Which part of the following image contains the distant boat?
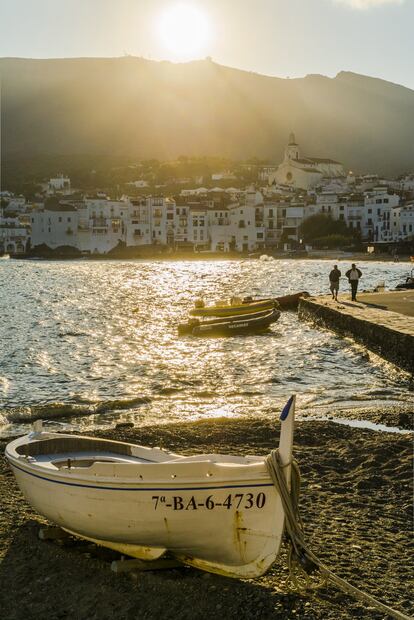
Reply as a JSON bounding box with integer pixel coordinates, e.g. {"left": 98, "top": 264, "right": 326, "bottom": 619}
{"left": 0, "top": 253, "right": 10, "bottom": 260}
{"left": 396, "top": 268, "right": 414, "bottom": 290}
{"left": 190, "top": 298, "right": 277, "bottom": 318}
{"left": 249, "top": 292, "right": 310, "bottom": 311}
{"left": 178, "top": 307, "right": 280, "bottom": 336}
{"left": 5, "top": 397, "right": 297, "bottom": 579}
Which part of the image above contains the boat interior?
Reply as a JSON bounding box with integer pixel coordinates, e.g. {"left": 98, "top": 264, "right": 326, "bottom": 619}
{"left": 14, "top": 436, "right": 263, "bottom": 471}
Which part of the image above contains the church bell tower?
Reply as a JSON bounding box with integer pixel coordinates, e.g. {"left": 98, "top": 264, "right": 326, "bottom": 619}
{"left": 284, "top": 132, "right": 300, "bottom": 161}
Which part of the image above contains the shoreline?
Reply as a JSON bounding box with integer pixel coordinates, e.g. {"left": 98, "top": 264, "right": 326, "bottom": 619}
{"left": 1, "top": 400, "right": 413, "bottom": 439}
{"left": 6, "top": 253, "right": 414, "bottom": 263}
{"left": 1, "top": 414, "right": 412, "bottom": 619}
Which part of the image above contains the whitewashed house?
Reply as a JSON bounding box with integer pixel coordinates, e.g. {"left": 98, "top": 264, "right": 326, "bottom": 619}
{"left": 227, "top": 203, "right": 265, "bottom": 252}
{"left": 364, "top": 189, "right": 399, "bottom": 241}
{"left": 2, "top": 196, "right": 27, "bottom": 214}
{"left": 31, "top": 206, "right": 79, "bottom": 249}
{"left": 209, "top": 207, "right": 231, "bottom": 252}
{"left": 0, "top": 214, "right": 30, "bottom": 254}
{"left": 47, "top": 175, "right": 71, "bottom": 195}
{"left": 189, "top": 205, "right": 209, "bottom": 249}
{"left": 126, "top": 198, "right": 152, "bottom": 246}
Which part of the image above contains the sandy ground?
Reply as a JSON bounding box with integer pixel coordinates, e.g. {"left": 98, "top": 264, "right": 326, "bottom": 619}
{"left": 0, "top": 416, "right": 413, "bottom": 620}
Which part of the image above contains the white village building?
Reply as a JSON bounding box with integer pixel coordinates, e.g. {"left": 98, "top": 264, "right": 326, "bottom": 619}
{"left": 269, "top": 133, "right": 346, "bottom": 190}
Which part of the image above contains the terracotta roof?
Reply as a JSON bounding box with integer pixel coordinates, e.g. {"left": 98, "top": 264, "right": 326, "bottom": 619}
{"left": 308, "top": 157, "right": 341, "bottom": 164}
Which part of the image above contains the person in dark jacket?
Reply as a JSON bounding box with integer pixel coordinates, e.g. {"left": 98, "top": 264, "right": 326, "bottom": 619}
{"left": 345, "top": 264, "right": 362, "bottom": 301}
{"left": 329, "top": 265, "right": 341, "bottom": 301}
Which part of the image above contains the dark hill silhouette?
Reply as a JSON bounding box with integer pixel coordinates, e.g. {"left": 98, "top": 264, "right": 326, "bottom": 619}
{"left": 1, "top": 57, "right": 413, "bottom": 175}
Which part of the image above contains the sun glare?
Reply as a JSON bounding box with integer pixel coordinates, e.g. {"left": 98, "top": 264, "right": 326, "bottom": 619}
{"left": 157, "top": 3, "right": 211, "bottom": 61}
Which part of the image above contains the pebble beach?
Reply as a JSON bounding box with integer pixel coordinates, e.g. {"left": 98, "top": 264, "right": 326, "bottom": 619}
{"left": 1, "top": 412, "right": 412, "bottom": 620}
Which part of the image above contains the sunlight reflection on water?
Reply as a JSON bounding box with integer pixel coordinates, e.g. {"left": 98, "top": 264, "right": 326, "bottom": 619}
{"left": 0, "top": 258, "right": 411, "bottom": 435}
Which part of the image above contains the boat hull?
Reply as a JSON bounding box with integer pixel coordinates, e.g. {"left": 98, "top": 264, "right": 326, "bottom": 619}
{"left": 9, "top": 458, "right": 283, "bottom": 577}
{"left": 192, "top": 309, "right": 280, "bottom": 336}
{"left": 189, "top": 299, "right": 276, "bottom": 317}
{"left": 6, "top": 397, "right": 295, "bottom": 579}
{"left": 179, "top": 308, "right": 280, "bottom": 337}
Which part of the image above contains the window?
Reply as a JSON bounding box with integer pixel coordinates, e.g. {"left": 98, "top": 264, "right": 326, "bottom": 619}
{"left": 58, "top": 217, "right": 62, "bottom": 222}
{"left": 31, "top": 217, "right": 34, "bottom": 223}
{"left": 376, "top": 199, "right": 382, "bottom": 204}
{"left": 200, "top": 220, "right": 205, "bottom": 227}
{"left": 339, "top": 206, "right": 344, "bottom": 211}
{"left": 239, "top": 220, "right": 245, "bottom": 228}
{"left": 167, "top": 213, "right": 173, "bottom": 220}
{"left": 48, "top": 227, "right": 51, "bottom": 233}
{"left": 257, "top": 232, "right": 264, "bottom": 239}
{"left": 368, "top": 209, "right": 372, "bottom": 214}
{"left": 67, "top": 217, "right": 71, "bottom": 222}
{"left": 269, "top": 219, "right": 274, "bottom": 229}
{"left": 339, "top": 214, "right": 344, "bottom": 221}
{"left": 269, "top": 209, "right": 273, "bottom": 217}
{"left": 193, "top": 219, "right": 198, "bottom": 227}
{"left": 383, "top": 198, "right": 389, "bottom": 204}
{"left": 367, "top": 218, "right": 372, "bottom": 225}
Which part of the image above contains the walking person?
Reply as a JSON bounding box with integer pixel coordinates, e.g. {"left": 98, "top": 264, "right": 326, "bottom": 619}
{"left": 345, "top": 263, "right": 362, "bottom": 301}
{"left": 329, "top": 265, "right": 341, "bottom": 301}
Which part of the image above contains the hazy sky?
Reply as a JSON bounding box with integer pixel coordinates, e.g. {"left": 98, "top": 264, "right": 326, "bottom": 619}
{"left": 0, "top": 0, "right": 413, "bottom": 89}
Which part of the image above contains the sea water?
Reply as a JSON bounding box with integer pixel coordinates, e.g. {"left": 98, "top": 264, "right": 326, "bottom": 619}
{"left": 0, "top": 258, "right": 411, "bottom": 436}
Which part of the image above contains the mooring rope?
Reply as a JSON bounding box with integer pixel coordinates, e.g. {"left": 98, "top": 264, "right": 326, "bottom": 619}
{"left": 265, "top": 449, "right": 412, "bottom": 620}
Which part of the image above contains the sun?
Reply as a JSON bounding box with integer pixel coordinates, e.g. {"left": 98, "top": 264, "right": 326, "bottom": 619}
{"left": 157, "top": 3, "right": 211, "bottom": 61}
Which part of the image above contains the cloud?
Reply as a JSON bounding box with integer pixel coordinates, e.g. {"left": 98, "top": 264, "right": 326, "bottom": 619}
{"left": 334, "top": 0, "right": 404, "bottom": 8}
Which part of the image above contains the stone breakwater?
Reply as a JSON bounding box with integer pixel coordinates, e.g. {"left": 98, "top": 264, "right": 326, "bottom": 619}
{"left": 298, "top": 293, "right": 414, "bottom": 374}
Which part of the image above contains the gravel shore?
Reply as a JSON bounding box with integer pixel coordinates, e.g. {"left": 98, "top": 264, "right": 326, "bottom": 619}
{"left": 0, "top": 416, "right": 412, "bottom": 620}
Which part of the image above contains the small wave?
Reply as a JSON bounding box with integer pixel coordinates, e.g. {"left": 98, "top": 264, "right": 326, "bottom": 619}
{"left": 156, "top": 387, "right": 184, "bottom": 396}
{"left": 1, "top": 396, "right": 151, "bottom": 424}
{"left": 94, "top": 396, "right": 150, "bottom": 413}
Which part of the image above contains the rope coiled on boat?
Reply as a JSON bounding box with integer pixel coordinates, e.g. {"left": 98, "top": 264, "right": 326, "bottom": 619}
{"left": 265, "top": 449, "right": 412, "bottom": 620}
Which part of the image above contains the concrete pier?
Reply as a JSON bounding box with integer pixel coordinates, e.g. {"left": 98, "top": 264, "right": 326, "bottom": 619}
{"left": 298, "top": 291, "right": 414, "bottom": 374}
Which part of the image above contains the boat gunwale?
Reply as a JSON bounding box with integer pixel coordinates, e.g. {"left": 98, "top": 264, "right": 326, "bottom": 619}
{"left": 7, "top": 458, "right": 274, "bottom": 492}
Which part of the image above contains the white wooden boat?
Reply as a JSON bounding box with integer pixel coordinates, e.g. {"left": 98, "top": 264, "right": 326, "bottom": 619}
{"left": 5, "top": 397, "right": 296, "bottom": 579}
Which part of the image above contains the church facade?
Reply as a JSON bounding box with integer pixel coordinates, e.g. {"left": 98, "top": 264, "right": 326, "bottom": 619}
{"left": 269, "top": 133, "right": 346, "bottom": 190}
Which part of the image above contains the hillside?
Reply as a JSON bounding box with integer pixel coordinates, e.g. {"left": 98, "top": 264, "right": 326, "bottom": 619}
{"left": 1, "top": 56, "right": 413, "bottom": 176}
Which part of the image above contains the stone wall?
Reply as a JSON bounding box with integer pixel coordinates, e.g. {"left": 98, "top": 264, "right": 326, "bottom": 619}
{"left": 298, "top": 297, "right": 414, "bottom": 374}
